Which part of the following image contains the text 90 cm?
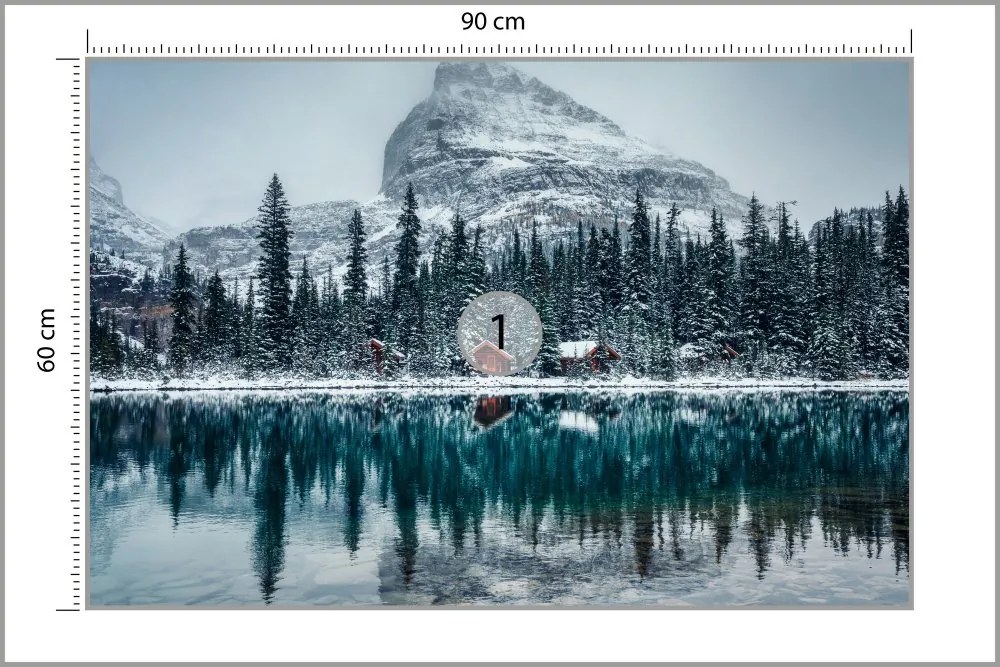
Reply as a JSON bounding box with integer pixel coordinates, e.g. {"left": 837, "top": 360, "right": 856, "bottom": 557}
{"left": 461, "top": 12, "right": 525, "bottom": 31}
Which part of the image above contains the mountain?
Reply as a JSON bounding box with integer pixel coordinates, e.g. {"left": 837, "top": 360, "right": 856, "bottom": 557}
{"left": 89, "top": 157, "right": 170, "bottom": 261}
{"left": 168, "top": 62, "right": 753, "bottom": 279}
{"left": 381, "top": 62, "right": 748, "bottom": 236}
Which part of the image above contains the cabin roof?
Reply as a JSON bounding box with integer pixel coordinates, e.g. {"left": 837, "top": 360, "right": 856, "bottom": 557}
{"left": 559, "top": 340, "right": 621, "bottom": 360}
{"left": 471, "top": 339, "right": 515, "bottom": 361}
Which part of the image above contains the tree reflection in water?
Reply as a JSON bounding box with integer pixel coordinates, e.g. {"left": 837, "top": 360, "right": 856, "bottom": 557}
{"left": 90, "top": 390, "right": 909, "bottom": 605}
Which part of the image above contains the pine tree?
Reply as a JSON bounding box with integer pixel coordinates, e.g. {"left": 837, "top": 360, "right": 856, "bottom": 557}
{"left": 535, "top": 291, "right": 562, "bottom": 377}
{"left": 202, "top": 270, "right": 230, "bottom": 368}
{"left": 857, "top": 212, "right": 882, "bottom": 372}
{"left": 526, "top": 220, "right": 547, "bottom": 301}
{"left": 705, "top": 208, "right": 736, "bottom": 349}
{"left": 622, "top": 190, "right": 655, "bottom": 374}
{"left": 141, "top": 318, "right": 161, "bottom": 372}
{"left": 168, "top": 243, "right": 197, "bottom": 375}
{"left": 880, "top": 187, "right": 909, "bottom": 376}
{"left": 230, "top": 278, "right": 243, "bottom": 361}
{"left": 584, "top": 224, "right": 604, "bottom": 335}
{"left": 255, "top": 174, "right": 294, "bottom": 371}
{"left": 662, "top": 203, "right": 683, "bottom": 340}
{"left": 318, "top": 267, "right": 341, "bottom": 374}
{"left": 343, "top": 209, "right": 370, "bottom": 372}
{"left": 510, "top": 226, "right": 527, "bottom": 294}
{"left": 467, "top": 225, "right": 487, "bottom": 303}
{"left": 242, "top": 278, "right": 258, "bottom": 373}
{"left": 392, "top": 183, "right": 422, "bottom": 351}
{"left": 600, "top": 220, "right": 624, "bottom": 314}
{"left": 768, "top": 203, "right": 807, "bottom": 371}
{"left": 291, "top": 258, "right": 320, "bottom": 374}
{"left": 681, "top": 237, "right": 714, "bottom": 356}
{"left": 551, "top": 241, "right": 570, "bottom": 338}
{"left": 624, "top": 189, "right": 654, "bottom": 318}
{"left": 736, "top": 193, "right": 772, "bottom": 366}
{"left": 808, "top": 222, "right": 840, "bottom": 379}
{"left": 570, "top": 219, "right": 589, "bottom": 338}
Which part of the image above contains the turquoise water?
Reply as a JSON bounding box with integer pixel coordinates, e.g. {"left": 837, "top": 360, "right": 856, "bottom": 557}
{"left": 89, "top": 390, "right": 909, "bottom": 606}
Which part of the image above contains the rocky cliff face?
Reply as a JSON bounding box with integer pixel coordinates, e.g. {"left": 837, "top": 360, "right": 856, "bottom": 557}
{"left": 161, "top": 62, "right": 756, "bottom": 279}
{"left": 89, "top": 157, "right": 170, "bottom": 262}
{"left": 381, "top": 62, "right": 749, "bottom": 238}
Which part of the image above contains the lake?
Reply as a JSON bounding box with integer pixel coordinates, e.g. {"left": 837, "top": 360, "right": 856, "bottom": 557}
{"left": 89, "top": 390, "right": 910, "bottom": 606}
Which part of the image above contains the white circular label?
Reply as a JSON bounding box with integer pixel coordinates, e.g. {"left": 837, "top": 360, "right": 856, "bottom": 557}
{"left": 456, "top": 291, "right": 543, "bottom": 376}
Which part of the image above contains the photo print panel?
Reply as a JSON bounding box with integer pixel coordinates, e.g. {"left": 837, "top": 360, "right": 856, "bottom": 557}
{"left": 86, "top": 52, "right": 911, "bottom": 607}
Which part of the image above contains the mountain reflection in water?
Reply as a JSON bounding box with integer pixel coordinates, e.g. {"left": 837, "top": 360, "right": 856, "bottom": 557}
{"left": 90, "top": 391, "right": 909, "bottom": 606}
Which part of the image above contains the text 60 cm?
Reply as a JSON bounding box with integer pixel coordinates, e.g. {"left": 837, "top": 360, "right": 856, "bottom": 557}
{"left": 37, "top": 308, "right": 55, "bottom": 372}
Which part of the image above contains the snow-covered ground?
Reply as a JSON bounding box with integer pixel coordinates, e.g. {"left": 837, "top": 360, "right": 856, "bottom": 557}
{"left": 91, "top": 374, "right": 909, "bottom": 394}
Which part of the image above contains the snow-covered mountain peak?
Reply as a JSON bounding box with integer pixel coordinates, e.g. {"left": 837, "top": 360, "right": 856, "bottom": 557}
{"left": 433, "top": 61, "right": 529, "bottom": 93}
{"left": 381, "top": 61, "right": 745, "bottom": 240}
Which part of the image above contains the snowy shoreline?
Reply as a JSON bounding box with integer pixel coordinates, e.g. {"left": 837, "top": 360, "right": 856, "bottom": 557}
{"left": 90, "top": 376, "right": 909, "bottom": 394}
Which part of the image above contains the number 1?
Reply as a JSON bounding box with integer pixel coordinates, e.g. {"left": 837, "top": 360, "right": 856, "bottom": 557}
{"left": 491, "top": 314, "right": 504, "bottom": 349}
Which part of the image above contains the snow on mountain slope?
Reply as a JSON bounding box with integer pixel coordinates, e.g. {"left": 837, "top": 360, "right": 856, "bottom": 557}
{"left": 169, "top": 62, "right": 757, "bottom": 279}
{"left": 89, "top": 157, "right": 170, "bottom": 261}
{"left": 381, "top": 62, "right": 749, "bottom": 239}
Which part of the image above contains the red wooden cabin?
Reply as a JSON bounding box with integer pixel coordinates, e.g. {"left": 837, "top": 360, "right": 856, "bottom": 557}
{"left": 559, "top": 340, "right": 622, "bottom": 373}
{"left": 471, "top": 339, "right": 514, "bottom": 375}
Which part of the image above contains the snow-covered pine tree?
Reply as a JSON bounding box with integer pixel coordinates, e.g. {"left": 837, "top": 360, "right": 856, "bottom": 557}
{"left": 684, "top": 237, "right": 715, "bottom": 359}
{"left": 140, "top": 318, "right": 161, "bottom": 373}
{"left": 602, "top": 220, "right": 624, "bottom": 312}
{"left": 291, "top": 258, "right": 322, "bottom": 374}
{"left": 168, "top": 243, "right": 197, "bottom": 375}
{"left": 624, "top": 190, "right": 654, "bottom": 317}
{"left": 229, "top": 278, "right": 243, "bottom": 361}
{"left": 342, "top": 209, "right": 371, "bottom": 372}
{"left": 807, "top": 215, "right": 854, "bottom": 380}
{"left": 467, "top": 225, "right": 487, "bottom": 304}
{"left": 316, "top": 267, "right": 340, "bottom": 374}
{"left": 767, "top": 202, "right": 807, "bottom": 372}
{"left": 510, "top": 226, "right": 527, "bottom": 295}
{"left": 255, "top": 174, "right": 294, "bottom": 371}
{"left": 423, "top": 236, "right": 449, "bottom": 374}
{"left": 621, "top": 190, "right": 656, "bottom": 374}
{"left": 410, "top": 259, "right": 433, "bottom": 374}
{"left": 880, "top": 187, "right": 909, "bottom": 377}
{"left": 392, "top": 183, "right": 423, "bottom": 352}
{"left": 736, "top": 193, "right": 772, "bottom": 367}
{"left": 202, "top": 270, "right": 230, "bottom": 370}
{"left": 526, "top": 219, "right": 547, "bottom": 302}
{"left": 856, "top": 212, "right": 882, "bottom": 372}
{"left": 366, "top": 255, "right": 393, "bottom": 345}
{"left": 584, "top": 224, "right": 604, "bottom": 337}
{"left": 662, "top": 203, "right": 684, "bottom": 341}
{"left": 705, "top": 207, "right": 736, "bottom": 351}
{"left": 551, "top": 241, "right": 570, "bottom": 338}
{"left": 535, "top": 289, "right": 562, "bottom": 377}
{"left": 381, "top": 339, "right": 402, "bottom": 379}
{"left": 570, "top": 219, "right": 590, "bottom": 339}
{"left": 242, "top": 278, "right": 258, "bottom": 374}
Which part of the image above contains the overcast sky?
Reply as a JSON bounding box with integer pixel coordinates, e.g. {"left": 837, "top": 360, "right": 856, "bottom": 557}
{"left": 89, "top": 60, "right": 909, "bottom": 231}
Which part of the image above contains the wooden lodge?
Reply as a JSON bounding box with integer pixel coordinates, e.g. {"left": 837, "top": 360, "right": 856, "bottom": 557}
{"left": 559, "top": 340, "right": 622, "bottom": 374}
{"left": 471, "top": 339, "right": 514, "bottom": 375}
